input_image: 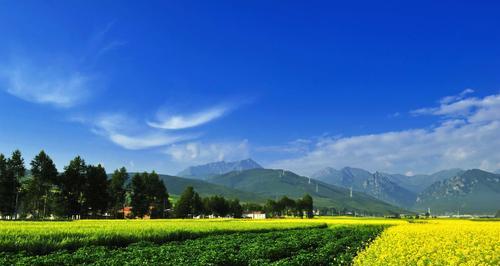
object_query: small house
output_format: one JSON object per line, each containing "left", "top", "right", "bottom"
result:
{"left": 243, "top": 211, "right": 266, "bottom": 219}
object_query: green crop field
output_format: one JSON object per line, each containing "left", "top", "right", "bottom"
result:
{"left": 0, "top": 219, "right": 326, "bottom": 254}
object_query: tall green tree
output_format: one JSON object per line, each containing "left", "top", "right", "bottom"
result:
{"left": 58, "top": 156, "right": 87, "bottom": 218}
{"left": 84, "top": 164, "right": 109, "bottom": 217}
{"left": 0, "top": 154, "right": 16, "bottom": 218}
{"left": 174, "top": 186, "right": 196, "bottom": 218}
{"left": 130, "top": 173, "right": 149, "bottom": 218}
{"left": 228, "top": 199, "right": 243, "bottom": 218}
{"left": 278, "top": 196, "right": 296, "bottom": 216}
{"left": 6, "top": 150, "right": 24, "bottom": 218}
{"left": 28, "top": 151, "right": 58, "bottom": 219}
{"left": 207, "top": 195, "right": 229, "bottom": 217}
{"left": 301, "top": 194, "right": 314, "bottom": 218}
{"left": 108, "top": 167, "right": 128, "bottom": 218}
{"left": 192, "top": 192, "right": 203, "bottom": 217}
{"left": 264, "top": 199, "right": 279, "bottom": 217}
{"left": 144, "top": 171, "right": 170, "bottom": 218}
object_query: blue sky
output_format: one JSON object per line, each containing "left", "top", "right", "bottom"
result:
{"left": 1, "top": 1, "right": 500, "bottom": 175}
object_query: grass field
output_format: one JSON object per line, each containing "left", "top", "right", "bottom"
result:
{"left": 1, "top": 217, "right": 498, "bottom": 265}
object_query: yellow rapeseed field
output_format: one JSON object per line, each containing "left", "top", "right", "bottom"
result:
{"left": 354, "top": 220, "right": 500, "bottom": 266}
{"left": 0, "top": 219, "right": 325, "bottom": 253}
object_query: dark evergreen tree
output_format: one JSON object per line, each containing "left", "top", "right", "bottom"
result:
{"left": 301, "top": 194, "right": 314, "bottom": 218}
{"left": 192, "top": 191, "right": 203, "bottom": 217}
{"left": 174, "top": 186, "right": 196, "bottom": 218}
{"left": 108, "top": 167, "right": 128, "bottom": 218}
{"left": 278, "top": 196, "right": 296, "bottom": 216}
{"left": 0, "top": 154, "right": 16, "bottom": 218}
{"left": 6, "top": 150, "right": 25, "bottom": 218}
{"left": 28, "top": 151, "right": 58, "bottom": 219}
{"left": 264, "top": 199, "right": 279, "bottom": 217}
{"left": 144, "top": 171, "right": 170, "bottom": 218}
{"left": 207, "top": 195, "right": 229, "bottom": 217}
{"left": 242, "top": 202, "right": 264, "bottom": 212}
{"left": 84, "top": 164, "right": 109, "bottom": 217}
{"left": 228, "top": 199, "right": 243, "bottom": 218}
{"left": 130, "top": 173, "right": 149, "bottom": 218}
{"left": 58, "top": 156, "right": 87, "bottom": 218}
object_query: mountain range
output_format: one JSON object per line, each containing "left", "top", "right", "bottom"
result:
{"left": 206, "top": 168, "right": 404, "bottom": 215}
{"left": 145, "top": 159, "right": 499, "bottom": 215}
{"left": 312, "top": 166, "right": 499, "bottom": 214}
{"left": 177, "top": 159, "right": 262, "bottom": 180}
{"left": 311, "top": 167, "right": 417, "bottom": 207}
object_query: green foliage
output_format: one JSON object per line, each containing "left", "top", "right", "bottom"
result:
{"left": 174, "top": 186, "right": 197, "bottom": 218}
{"left": 0, "top": 225, "right": 385, "bottom": 265}
{"left": 84, "top": 164, "right": 109, "bottom": 217}
{"left": 27, "top": 150, "right": 58, "bottom": 219}
{"left": 130, "top": 173, "right": 149, "bottom": 218}
{"left": 58, "top": 156, "right": 87, "bottom": 218}
{"left": 0, "top": 153, "right": 17, "bottom": 217}
{"left": 108, "top": 167, "right": 128, "bottom": 218}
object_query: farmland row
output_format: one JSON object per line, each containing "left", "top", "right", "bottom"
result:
{"left": 0, "top": 225, "right": 386, "bottom": 265}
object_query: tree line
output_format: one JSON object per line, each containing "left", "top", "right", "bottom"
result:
{"left": 241, "top": 195, "right": 314, "bottom": 218}
{"left": 173, "top": 186, "right": 314, "bottom": 218}
{"left": 0, "top": 150, "right": 168, "bottom": 219}
{"left": 0, "top": 149, "right": 314, "bottom": 219}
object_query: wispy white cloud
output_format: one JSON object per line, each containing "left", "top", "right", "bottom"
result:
{"left": 147, "top": 105, "right": 230, "bottom": 130}
{"left": 164, "top": 140, "right": 250, "bottom": 164}
{"left": 440, "top": 88, "right": 474, "bottom": 104}
{"left": 89, "top": 113, "right": 196, "bottom": 150}
{"left": 0, "top": 58, "right": 92, "bottom": 108}
{"left": 0, "top": 21, "right": 125, "bottom": 109}
{"left": 256, "top": 138, "right": 314, "bottom": 154}
{"left": 270, "top": 90, "right": 500, "bottom": 175}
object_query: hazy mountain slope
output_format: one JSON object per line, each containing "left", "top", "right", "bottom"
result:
{"left": 312, "top": 167, "right": 416, "bottom": 207}
{"left": 208, "top": 168, "right": 406, "bottom": 215}
{"left": 387, "top": 169, "right": 464, "bottom": 193}
{"left": 414, "top": 169, "right": 500, "bottom": 214}
{"left": 126, "top": 173, "right": 265, "bottom": 202}
{"left": 177, "top": 159, "right": 262, "bottom": 180}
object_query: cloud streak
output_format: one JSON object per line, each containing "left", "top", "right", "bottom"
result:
{"left": 0, "top": 58, "right": 92, "bottom": 108}
{"left": 270, "top": 90, "right": 500, "bottom": 175}
{"left": 148, "top": 105, "right": 229, "bottom": 130}
{"left": 90, "top": 113, "right": 196, "bottom": 150}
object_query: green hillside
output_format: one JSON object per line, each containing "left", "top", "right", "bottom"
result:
{"left": 208, "top": 168, "right": 406, "bottom": 215}
{"left": 157, "top": 174, "right": 266, "bottom": 203}
{"left": 414, "top": 169, "right": 500, "bottom": 215}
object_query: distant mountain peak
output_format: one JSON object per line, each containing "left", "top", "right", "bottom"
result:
{"left": 178, "top": 158, "right": 263, "bottom": 180}
{"left": 415, "top": 169, "right": 500, "bottom": 214}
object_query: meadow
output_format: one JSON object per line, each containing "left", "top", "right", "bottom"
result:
{"left": 1, "top": 217, "right": 499, "bottom": 265}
